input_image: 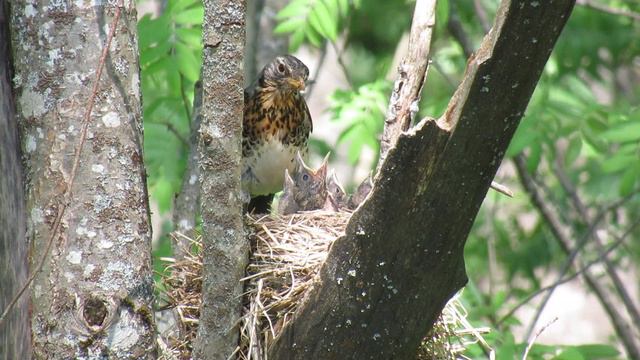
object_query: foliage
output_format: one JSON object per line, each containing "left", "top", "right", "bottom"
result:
{"left": 328, "top": 80, "right": 390, "bottom": 166}
{"left": 274, "top": 0, "right": 361, "bottom": 51}
{"left": 138, "top": 0, "right": 203, "bottom": 214}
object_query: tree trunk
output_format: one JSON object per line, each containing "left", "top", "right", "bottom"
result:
{"left": 269, "top": 1, "right": 576, "bottom": 358}
{"left": 0, "top": 2, "right": 31, "bottom": 357}
{"left": 10, "top": 1, "right": 156, "bottom": 357}
{"left": 193, "top": 1, "right": 247, "bottom": 359}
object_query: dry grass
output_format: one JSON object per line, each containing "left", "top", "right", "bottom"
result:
{"left": 158, "top": 210, "right": 491, "bottom": 359}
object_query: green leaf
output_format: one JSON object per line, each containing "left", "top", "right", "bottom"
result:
{"left": 274, "top": 17, "right": 306, "bottom": 34}
{"left": 176, "top": 27, "right": 202, "bottom": 47}
{"left": 619, "top": 163, "right": 640, "bottom": 196}
{"left": 289, "top": 28, "right": 306, "bottom": 52}
{"left": 309, "top": 2, "right": 337, "bottom": 41}
{"left": 173, "top": 7, "right": 204, "bottom": 25}
{"left": 553, "top": 347, "right": 586, "bottom": 360}
{"left": 601, "top": 121, "right": 640, "bottom": 143}
{"left": 581, "top": 127, "right": 608, "bottom": 153}
{"left": 435, "top": 0, "right": 449, "bottom": 36}
{"left": 347, "top": 132, "right": 366, "bottom": 164}
{"left": 527, "top": 143, "right": 543, "bottom": 172}
{"left": 140, "top": 41, "right": 173, "bottom": 67}
{"left": 304, "top": 25, "right": 324, "bottom": 47}
{"left": 153, "top": 178, "right": 175, "bottom": 213}
{"left": 175, "top": 42, "right": 200, "bottom": 82}
{"left": 565, "top": 136, "right": 582, "bottom": 167}
{"left": 601, "top": 153, "right": 637, "bottom": 173}
{"left": 507, "top": 120, "right": 538, "bottom": 157}
{"left": 337, "top": 0, "right": 349, "bottom": 16}
{"left": 574, "top": 344, "right": 619, "bottom": 358}
{"left": 166, "top": 0, "right": 201, "bottom": 12}
{"left": 138, "top": 14, "right": 171, "bottom": 49}
{"left": 277, "top": 0, "right": 308, "bottom": 19}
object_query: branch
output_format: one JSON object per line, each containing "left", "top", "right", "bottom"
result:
{"left": 473, "top": 0, "right": 492, "bottom": 33}
{"left": 378, "top": 0, "right": 436, "bottom": 169}
{"left": 269, "top": 1, "right": 575, "bottom": 358}
{"left": 497, "top": 212, "right": 640, "bottom": 326}
{"left": 522, "top": 317, "right": 558, "bottom": 360}
{"left": 171, "top": 81, "right": 203, "bottom": 259}
{"left": 553, "top": 153, "right": 640, "bottom": 327}
{"left": 577, "top": 0, "right": 640, "bottom": 21}
{"left": 448, "top": 5, "right": 475, "bottom": 58}
{"left": 514, "top": 155, "right": 640, "bottom": 359}
{"left": 304, "top": 43, "right": 327, "bottom": 99}
{"left": 193, "top": 1, "right": 247, "bottom": 358}
{"left": 331, "top": 40, "right": 354, "bottom": 89}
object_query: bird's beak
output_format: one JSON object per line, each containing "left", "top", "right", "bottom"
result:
{"left": 287, "top": 77, "right": 306, "bottom": 91}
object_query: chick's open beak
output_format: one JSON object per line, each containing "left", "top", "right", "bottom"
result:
{"left": 287, "top": 77, "right": 306, "bottom": 91}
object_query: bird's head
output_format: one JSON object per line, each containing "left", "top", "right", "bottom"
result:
{"left": 260, "top": 55, "right": 309, "bottom": 92}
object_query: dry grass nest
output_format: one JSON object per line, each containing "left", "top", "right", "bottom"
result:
{"left": 157, "top": 210, "right": 490, "bottom": 359}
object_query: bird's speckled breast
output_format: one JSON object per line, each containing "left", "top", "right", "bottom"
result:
{"left": 242, "top": 134, "right": 305, "bottom": 196}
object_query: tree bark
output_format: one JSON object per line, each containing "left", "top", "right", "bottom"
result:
{"left": 193, "top": 0, "right": 247, "bottom": 358}
{"left": 171, "top": 80, "right": 202, "bottom": 259}
{"left": 269, "top": 1, "right": 575, "bottom": 359}
{"left": 0, "top": 2, "right": 31, "bottom": 357}
{"left": 378, "top": 0, "right": 436, "bottom": 169}
{"left": 10, "top": 1, "right": 156, "bottom": 357}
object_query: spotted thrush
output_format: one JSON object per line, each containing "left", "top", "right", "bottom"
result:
{"left": 242, "top": 55, "right": 312, "bottom": 212}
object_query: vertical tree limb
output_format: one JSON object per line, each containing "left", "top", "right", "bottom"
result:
{"left": 10, "top": 0, "right": 156, "bottom": 357}
{"left": 269, "top": 1, "right": 575, "bottom": 359}
{"left": 0, "top": 2, "right": 30, "bottom": 356}
{"left": 378, "top": 0, "right": 436, "bottom": 169}
{"left": 172, "top": 81, "right": 203, "bottom": 259}
{"left": 193, "top": 1, "right": 247, "bottom": 358}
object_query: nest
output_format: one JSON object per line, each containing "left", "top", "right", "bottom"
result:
{"left": 157, "top": 210, "right": 490, "bottom": 359}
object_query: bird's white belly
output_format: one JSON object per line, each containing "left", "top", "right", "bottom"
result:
{"left": 243, "top": 138, "right": 298, "bottom": 196}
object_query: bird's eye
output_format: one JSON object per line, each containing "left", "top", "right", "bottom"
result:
{"left": 302, "top": 174, "right": 309, "bottom": 181}
{"left": 277, "top": 63, "right": 286, "bottom": 73}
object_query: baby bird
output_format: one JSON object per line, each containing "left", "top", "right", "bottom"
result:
{"left": 326, "top": 170, "right": 348, "bottom": 210}
{"left": 277, "top": 152, "right": 329, "bottom": 215}
{"left": 347, "top": 173, "right": 374, "bottom": 209}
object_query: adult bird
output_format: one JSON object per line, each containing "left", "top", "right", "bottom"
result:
{"left": 242, "top": 55, "right": 312, "bottom": 213}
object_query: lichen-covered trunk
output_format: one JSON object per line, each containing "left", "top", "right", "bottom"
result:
{"left": 0, "top": 3, "right": 30, "bottom": 357}
{"left": 10, "top": 1, "right": 156, "bottom": 357}
{"left": 193, "top": 0, "right": 246, "bottom": 359}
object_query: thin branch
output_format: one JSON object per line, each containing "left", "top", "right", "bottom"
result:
{"left": 447, "top": 6, "right": 475, "bottom": 58}
{"left": 553, "top": 154, "right": 640, "bottom": 327}
{"left": 0, "top": 1, "right": 123, "bottom": 325}
{"left": 179, "top": 73, "right": 192, "bottom": 124}
{"left": 577, "top": 0, "right": 640, "bottom": 21}
{"left": 159, "top": 120, "right": 189, "bottom": 146}
{"left": 304, "top": 44, "right": 327, "bottom": 99}
{"left": 431, "top": 59, "right": 457, "bottom": 90}
{"left": 330, "top": 40, "right": 354, "bottom": 89}
{"left": 497, "top": 215, "right": 640, "bottom": 326}
{"left": 171, "top": 81, "right": 203, "bottom": 259}
{"left": 514, "top": 154, "right": 640, "bottom": 359}
{"left": 522, "top": 317, "right": 558, "bottom": 360}
{"left": 379, "top": 0, "right": 436, "bottom": 169}
{"left": 473, "top": 0, "right": 492, "bottom": 33}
